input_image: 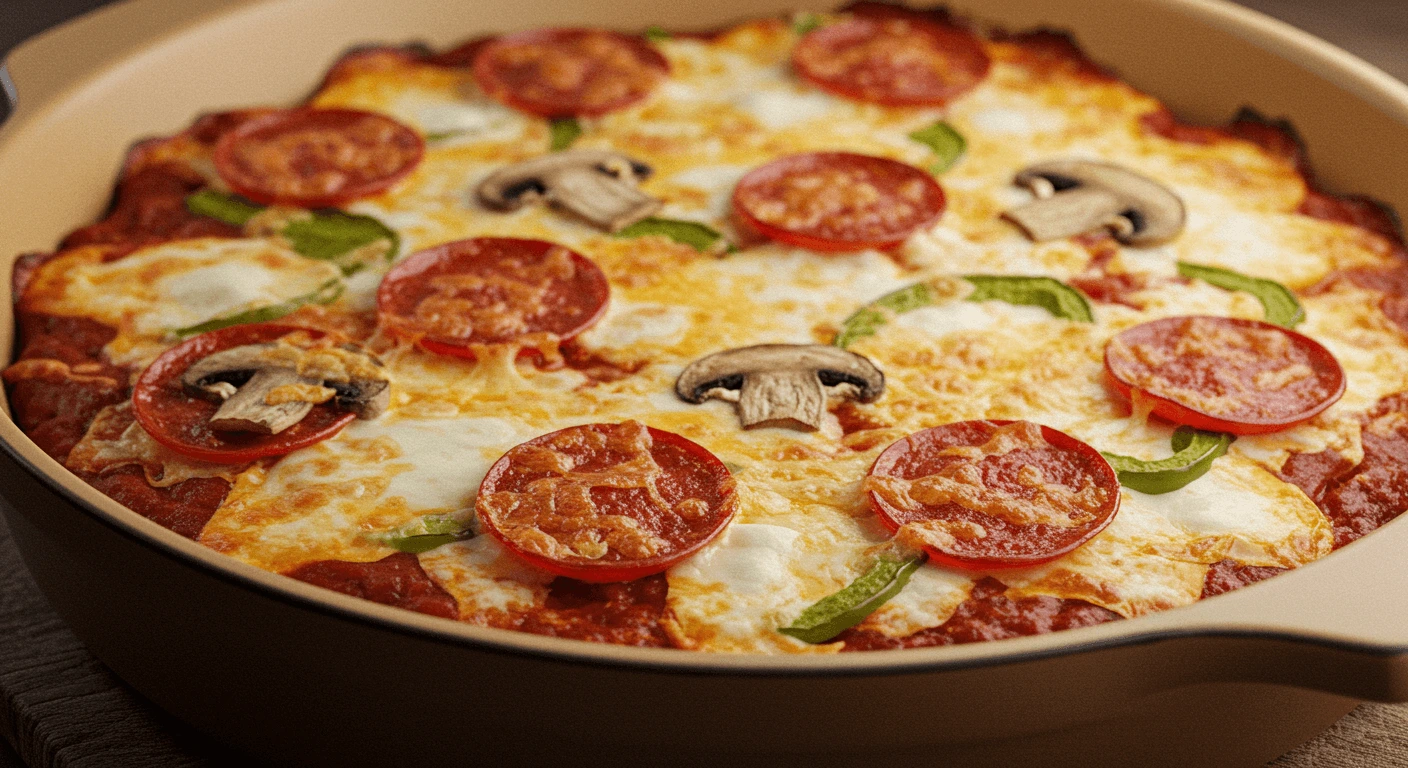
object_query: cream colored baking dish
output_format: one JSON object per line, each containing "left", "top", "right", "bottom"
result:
{"left": 3, "top": 0, "right": 1408, "bottom": 765}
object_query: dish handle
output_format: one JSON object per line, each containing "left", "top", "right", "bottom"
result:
{"left": 1159, "top": 520, "right": 1408, "bottom": 702}
{"left": 0, "top": 65, "right": 16, "bottom": 128}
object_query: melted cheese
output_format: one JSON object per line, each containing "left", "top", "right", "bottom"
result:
{"left": 22, "top": 238, "right": 342, "bottom": 367}
{"left": 24, "top": 12, "right": 1408, "bottom": 653}
{"left": 66, "top": 403, "right": 241, "bottom": 487}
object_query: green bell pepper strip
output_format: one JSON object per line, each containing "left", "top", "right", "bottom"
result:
{"left": 1176, "top": 261, "right": 1305, "bottom": 328}
{"left": 373, "top": 514, "right": 476, "bottom": 554}
{"left": 962, "top": 275, "right": 1094, "bottom": 323}
{"left": 1100, "top": 426, "right": 1233, "bottom": 495}
{"left": 282, "top": 210, "right": 399, "bottom": 273}
{"left": 171, "top": 278, "right": 343, "bottom": 339}
{"left": 644, "top": 26, "right": 671, "bottom": 41}
{"left": 614, "top": 217, "right": 734, "bottom": 253}
{"left": 549, "top": 118, "right": 583, "bottom": 151}
{"left": 792, "top": 12, "right": 825, "bottom": 35}
{"left": 186, "top": 188, "right": 261, "bottom": 226}
{"left": 908, "top": 121, "right": 967, "bottom": 174}
{"left": 185, "top": 190, "right": 399, "bottom": 274}
{"left": 833, "top": 275, "right": 1092, "bottom": 349}
{"left": 778, "top": 555, "right": 926, "bottom": 644}
{"left": 833, "top": 282, "right": 936, "bottom": 349}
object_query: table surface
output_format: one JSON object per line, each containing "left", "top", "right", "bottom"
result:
{"left": 2, "top": 0, "right": 1408, "bottom": 766}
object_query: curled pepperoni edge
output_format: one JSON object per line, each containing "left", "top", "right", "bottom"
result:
{"left": 866, "top": 419, "right": 1121, "bottom": 571}
{"left": 476, "top": 424, "right": 737, "bottom": 583}
{"left": 1104, "top": 316, "right": 1347, "bottom": 436}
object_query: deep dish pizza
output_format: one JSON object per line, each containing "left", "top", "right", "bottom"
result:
{"left": 6, "top": 2, "right": 1408, "bottom": 654}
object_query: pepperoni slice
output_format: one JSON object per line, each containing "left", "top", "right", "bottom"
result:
{"left": 732, "top": 152, "right": 946, "bottom": 252}
{"left": 476, "top": 421, "right": 737, "bottom": 583}
{"left": 792, "top": 16, "right": 990, "bottom": 107}
{"left": 1104, "top": 316, "right": 1346, "bottom": 435}
{"left": 132, "top": 324, "right": 358, "bottom": 464}
{"left": 375, "top": 237, "right": 610, "bottom": 360}
{"left": 471, "top": 28, "right": 669, "bottom": 118}
{"left": 866, "top": 420, "right": 1120, "bottom": 570}
{"left": 213, "top": 107, "right": 424, "bottom": 208}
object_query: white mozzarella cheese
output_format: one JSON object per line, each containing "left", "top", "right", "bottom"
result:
{"left": 397, "top": 92, "right": 529, "bottom": 143}
{"left": 732, "top": 87, "right": 837, "bottom": 129}
{"left": 891, "top": 300, "right": 1057, "bottom": 336}
{"left": 419, "top": 537, "right": 553, "bottom": 617}
{"left": 200, "top": 414, "right": 539, "bottom": 571}
{"left": 667, "top": 523, "right": 829, "bottom": 653}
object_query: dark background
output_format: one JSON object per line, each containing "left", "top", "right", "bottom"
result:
{"left": 3, "top": 0, "right": 1407, "bottom": 81}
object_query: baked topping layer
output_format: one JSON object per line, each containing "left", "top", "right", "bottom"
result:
{"left": 7, "top": 3, "right": 1408, "bottom": 654}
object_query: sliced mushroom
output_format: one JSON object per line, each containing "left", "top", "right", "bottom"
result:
{"left": 675, "top": 344, "right": 885, "bottom": 431}
{"left": 1004, "top": 160, "right": 1185, "bottom": 246}
{"left": 476, "top": 149, "right": 663, "bottom": 232}
{"left": 180, "top": 342, "right": 389, "bottom": 435}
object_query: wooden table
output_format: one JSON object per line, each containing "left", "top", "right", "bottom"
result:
{"left": 2, "top": 0, "right": 1407, "bottom": 765}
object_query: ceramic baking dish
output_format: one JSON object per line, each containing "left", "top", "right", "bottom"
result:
{"left": 3, "top": 0, "right": 1408, "bottom": 765}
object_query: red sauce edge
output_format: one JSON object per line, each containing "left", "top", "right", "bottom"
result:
{"left": 284, "top": 553, "right": 459, "bottom": 620}
{"left": 838, "top": 577, "right": 1121, "bottom": 650}
{"left": 9, "top": 18, "right": 1408, "bottom": 648}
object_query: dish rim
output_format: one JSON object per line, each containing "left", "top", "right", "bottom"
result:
{"left": 3, "top": 0, "right": 1408, "bottom": 676}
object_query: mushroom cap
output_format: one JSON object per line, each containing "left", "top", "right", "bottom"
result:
{"left": 477, "top": 149, "right": 654, "bottom": 211}
{"left": 675, "top": 344, "right": 885, "bottom": 403}
{"left": 1011, "top": 160, "right": 1185, "bottom": 246}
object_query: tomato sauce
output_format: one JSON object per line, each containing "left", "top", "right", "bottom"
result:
{"left": 1200, "top": 559, "right": 1287, "bottom": 599}
{"left": 284, "top": 553, "right": 459, "bottom": 619}
{"left": 1144, "top": 107, "right": 1407, "bottom": 247}
{"left": 838, "top": 577, "right": 1121, "bottom": 650}
{"left": 5, "top": 312, "right": 235, "bottom": 538}
{"left": 6, "top": 313, "right": 126, "bottom": 460}
{"left": 558, "top": 340, "right": 647, "bottom": 385}
{"left": 991, "top": 29, "right": 1118, "bottom": 85}
{"left": 484, "top": 574, "right": 673, "bottom": 647}
{"left": 1068, "top": 233, "right": 1161, "bottom": 308}
{"left": 1279, "top": 393, "right": 1408, "bottom": 549}
{"left": 60, "top": 162, "right": 241, "bottom": 256}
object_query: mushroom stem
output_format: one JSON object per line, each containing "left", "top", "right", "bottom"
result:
{"left": 476, "top": 150, "right": 664, "bottom": 233}
{"left": 737, "top": 369, "right": 829, "bottom": 430}
{"left": 550, "top": 165, "right": 663, "bottom": 232}
{"left": 1005, "top": 186, "right": 1124, "bottom": 244}
{"left": 207, "top": 367, "right": 319, "bottom": 434}
{"left": 675, "top": 344, "right": 885, "bottom": 432}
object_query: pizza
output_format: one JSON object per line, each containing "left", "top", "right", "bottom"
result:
{"left": 6, "top": 2, "right": 1408, "bottom": 654}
